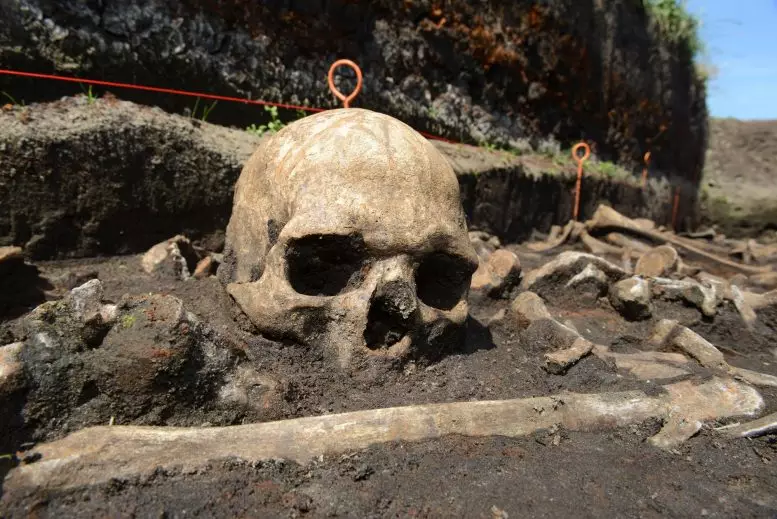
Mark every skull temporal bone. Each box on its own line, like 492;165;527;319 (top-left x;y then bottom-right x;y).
219;108;477;367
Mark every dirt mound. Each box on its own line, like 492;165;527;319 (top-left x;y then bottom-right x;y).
701;118;777;237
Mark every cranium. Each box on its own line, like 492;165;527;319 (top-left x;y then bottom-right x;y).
218;108;478;367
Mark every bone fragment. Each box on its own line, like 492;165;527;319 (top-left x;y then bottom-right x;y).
586;205;772;276
740;289;777;311
728;366;777;388
609;276;652;321
651;277;718;318
579;229;636;258
649;416;703;450
3;377;762;493
566;263;609;289
527;221;577;252
722;412;777;438
605;233;652;253
520;251;626;291
592;345;691;380
730;285;758;327
510;291;552;329
652;320;777;387
635;245;679;277
544;337;594;374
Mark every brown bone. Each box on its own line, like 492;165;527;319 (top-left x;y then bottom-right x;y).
586;206;772;276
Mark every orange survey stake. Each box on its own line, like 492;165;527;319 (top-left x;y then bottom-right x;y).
327;59;363;108
572;142;591;221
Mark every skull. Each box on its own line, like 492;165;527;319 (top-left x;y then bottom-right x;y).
218;108;478;367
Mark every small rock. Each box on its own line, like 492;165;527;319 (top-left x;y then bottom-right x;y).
69;279;103;321
67;279;118;326
609;276;652;321
141;235;199;280
0;342;25;393
218;366;281;411
635;245;679;277
510;291;552;329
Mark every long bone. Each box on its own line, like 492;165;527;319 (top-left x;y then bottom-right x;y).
586;205;772;275
3;377;763;493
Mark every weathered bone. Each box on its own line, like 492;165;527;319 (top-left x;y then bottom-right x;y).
721;411;777;438
579;229;638;258
605;232;653;253
592;345;691;380
218;108;477;366
527;220;577;252
651;319;777;387
586;205;772;276
3;377;763;493
521;251;627;290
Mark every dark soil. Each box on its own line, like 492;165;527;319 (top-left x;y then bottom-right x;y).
0;0;706;182
0;97;677;260
5;430;777;518
2;245;777;517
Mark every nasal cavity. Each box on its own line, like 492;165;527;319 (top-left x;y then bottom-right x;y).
363;281;417;350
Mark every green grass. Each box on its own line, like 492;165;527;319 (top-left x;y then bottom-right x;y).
78;83;99;105
1;91;24;106
645;0;704;57
190;97;218;122
246;106;308;137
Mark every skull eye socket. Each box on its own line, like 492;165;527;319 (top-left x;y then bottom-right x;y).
286;234;368;296
415;252;475;310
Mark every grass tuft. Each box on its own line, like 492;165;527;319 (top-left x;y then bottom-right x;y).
645;0;704;57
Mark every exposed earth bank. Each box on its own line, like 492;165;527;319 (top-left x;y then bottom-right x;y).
0;97;677;260
0;0;706;184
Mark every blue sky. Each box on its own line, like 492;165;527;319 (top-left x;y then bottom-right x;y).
685;0;777;119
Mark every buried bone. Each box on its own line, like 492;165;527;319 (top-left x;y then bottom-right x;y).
586;205;772;276
218;109;478;366
650;319;777;387
3;376;763;493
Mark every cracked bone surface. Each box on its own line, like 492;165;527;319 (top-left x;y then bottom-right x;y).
218;109;477;366
3;377;762;493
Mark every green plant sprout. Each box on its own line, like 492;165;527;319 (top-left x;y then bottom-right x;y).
246;105;286;136
0;91;24;106
190;97;218;122
78;83;99;104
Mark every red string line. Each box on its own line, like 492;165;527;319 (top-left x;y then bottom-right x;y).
0;68;460;143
